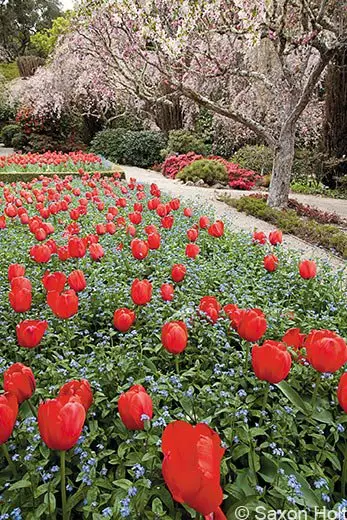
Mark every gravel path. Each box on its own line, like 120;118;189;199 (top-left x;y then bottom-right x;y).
122;165;346;268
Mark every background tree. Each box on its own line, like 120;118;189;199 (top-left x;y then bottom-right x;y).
30;12;72;59
0;0;63;60
66;0;346;207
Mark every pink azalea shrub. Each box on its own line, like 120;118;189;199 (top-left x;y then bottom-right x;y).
161;153;261;189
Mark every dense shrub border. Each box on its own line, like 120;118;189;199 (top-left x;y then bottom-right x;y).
219;194;347;258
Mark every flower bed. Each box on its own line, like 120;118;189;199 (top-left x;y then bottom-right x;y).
161;153;261;189
0;151;102;173
0;171;346;518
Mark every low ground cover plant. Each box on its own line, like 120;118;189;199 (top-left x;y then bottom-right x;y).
0;167;346;518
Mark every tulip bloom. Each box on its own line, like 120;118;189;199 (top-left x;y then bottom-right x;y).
171;264;186;283
0;393;18;444
337;373;347;413
208;221;224;238
147;232;161;250
131;239;149;260
199;216;210;229
305;329;347;373
161;283;174;301
47;290;79;319
42;271;67;293
68;236;86;258
4;363;36;404
58;380;93;412
263;254;278;272
162;321;188;354
10;276;32;292
252;340;291;383
89;243;104;261
8;264;25;281
252;231;267;245
299;260;317;279
118;385;153;430
282;328;306;350
224;304;243;330
30;244;52;263
131;279;152;306
183;207;192;217
185;244;200;259
113;308;136;332
68;270;86;292
38;397;86;450
187;228;199;242
162;421;225;516
199;296;221;323
161;215;174;229
9;288;32;313
16;320;48;348
269;229;283;245
237;308;267;343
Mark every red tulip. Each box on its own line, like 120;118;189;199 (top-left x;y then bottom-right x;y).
161;215;174;229
131;279;152;305
252;231;267;245
147;232;161;250
162;421;225;516
47;290;79;319
30;244;52;263
3;363;36;404
269;229;283;245
57;246;70;261
305;329;347;373
204;508;227;520
38;397;86;450
42;271;66;292
0;216;6;229
183;207;192;217
299;260;317;279
89;243;104;261
237;308;267;342
282;328;306;350
9;288;32;313
337;373;347;413
127;225;136;237
161;283;174;301
187;228;199;242
10;276;32;292
129;212;142;225
118;385;153;430
58;380;93;412
208;221;224;238
171;264;186;283
68;236;86;258
157;203;169;217
252;340;291;383
162;321;188;354
113;308;136;332
170;198;180;211
144;224;158;235
185;244;200;259
0;392;18;444
199;216;210;229
199;296;221;323
8;264;25;281
263;254;278;272
68;270;86;292
16;320;48;348
224;304;243;329
131;239;149;260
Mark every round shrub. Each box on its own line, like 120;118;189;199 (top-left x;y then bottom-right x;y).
178;158;228;185
231;144;274;175
11;131;28;151
1;124;20;147
122;130;167;168
90;128;128;163
162;129;208;158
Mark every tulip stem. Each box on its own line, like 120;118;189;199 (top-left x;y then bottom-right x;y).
2;444;17;477
311;373;321;415
28;399;37;418
243;342;250;371
60;451;67;520
65;320;71;350
259;385;269;427
175;356;180;375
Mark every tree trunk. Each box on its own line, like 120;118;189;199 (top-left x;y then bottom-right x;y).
267;127;295;208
